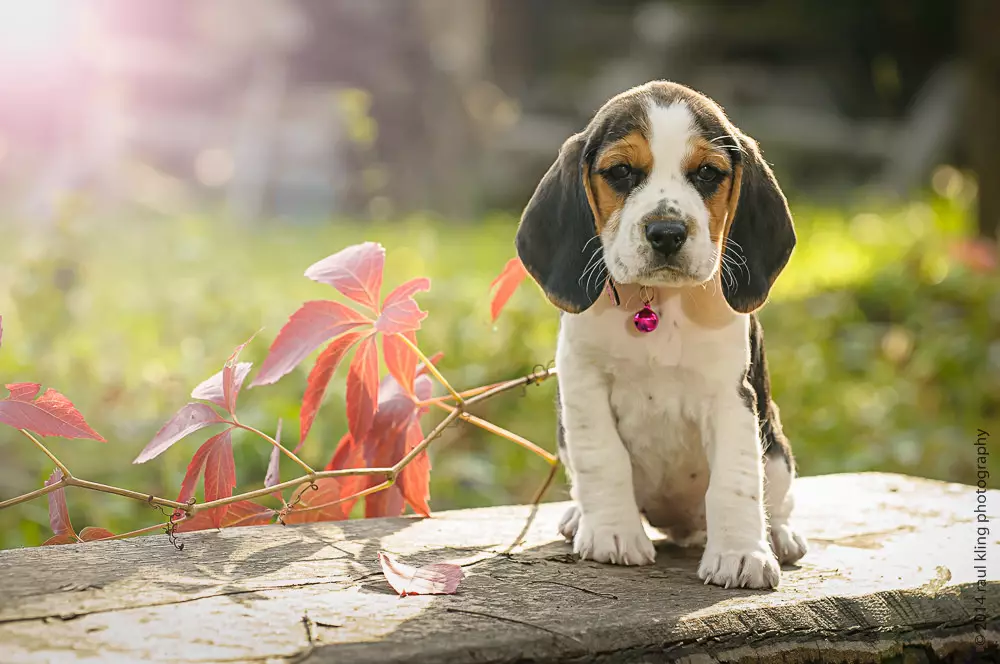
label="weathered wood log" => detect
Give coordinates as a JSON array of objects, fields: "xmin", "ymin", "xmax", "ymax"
[{"xmin": 0, "ymin": 473, "xmax": 997, "ymax": 663}]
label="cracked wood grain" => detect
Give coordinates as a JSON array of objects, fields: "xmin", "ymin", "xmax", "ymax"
[{"xmin": 0, "ymin": 473, "xmax": 998, "ymax": 663}]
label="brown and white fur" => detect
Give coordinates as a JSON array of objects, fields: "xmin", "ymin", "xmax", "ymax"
[{"xmin": 515, "ymin": 81, "xmax": 807, "ymax": 589}]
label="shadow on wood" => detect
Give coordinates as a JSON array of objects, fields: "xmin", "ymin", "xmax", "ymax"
[{"xmin": 0, "ymin": 473, "xmax": 997, "ymax": 663}]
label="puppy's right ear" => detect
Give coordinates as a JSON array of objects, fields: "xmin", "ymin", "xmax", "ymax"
[{"xmin": 515, "ymin": 132, "xmax": 603, "ymax": 313}]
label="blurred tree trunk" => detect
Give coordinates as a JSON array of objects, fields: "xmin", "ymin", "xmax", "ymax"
[{"xmin": 963, "ymin": 0, "xmax": 1000, "ymax": 241}]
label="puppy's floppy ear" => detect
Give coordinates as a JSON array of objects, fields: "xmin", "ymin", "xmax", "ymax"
[
  {"xmin": 722, "ymin": 131, "xmax": 796, "ymax": 314},
  {"xmin": 515, "ymin": 132, "xmax": 603, "ymax": 313}
]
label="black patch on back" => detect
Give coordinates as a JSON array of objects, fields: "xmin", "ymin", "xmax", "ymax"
[{"xmin": 743, "ymin": 314, "xmax": 793, "ymax": 472}]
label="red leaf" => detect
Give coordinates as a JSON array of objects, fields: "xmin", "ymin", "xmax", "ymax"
[
  {"xmin": 5, "ymin": 383, "xmax": 39, "ymax": 401},
  {"xmin": 175, "ymin": 501, "xmax": 274, "ymax": 533},
  {"xmin": 377, "ymin": 552, "xmax": 463, "ymax": 596},
  {"xmin": 489, "ymin": 257, "xmax": 529, "ymax": 322},
  {"xmin": 46, "ymin": 469, "xmax": 73, "ymax": 537},
  {"xmin": 133, "ymin": 403, "xmax": 226, "ymax": 464},
  {"xmin": 265, "ymin": 420, "xmax": 283, "ymax": 496},
  {"xmin": 203, "ymin": 429, "xmax": 236, "ymax": 527},
  {"xmin": 283, "ymin": 434, "xmax": 367, "ymax": 523},
  {"xmin": 79, "ymin": 527, "xmax": 115, "ymax": 542},
  {"xmin": 252, "ymin": 301, "xmax": 372, "ymax": 387},
  {"xmin": 397, "ymin": 419, "xmax": 431, "ymax": 517},
  {"xmin": 304, "ymin": 243, "xmax": 386, "ymax": 312},
  {"xmin": 43, "ymin": 534, "xmax": 78, "ymax": 546},
  {"xmin": 176, "ymin": 436, "xmax": 215, "ymax": 505},
  {"xmin": 0, "ymin": 385, "xmax": 106, "ymax": 441},
  {"xmin": 361, "ymin": 373, "xmax": 433, "ymax": 518},
  {"xmin": 346, "ymin": 334, "xmax": 379, "ymax": 443},
  {"xmin": 170, "ymin": 427, "xmax": 234, "ymax": 524},
  {"xmin": 375, "ymin": 278, "xmax": 430, "ymax": 334},
  {"xmin": 382, "ymin": 331, "xmax": 418, "ymax": 397},
  {"xmin": 299, "ymin": 330, "xmax": 366, "ymax": 445},
  {"xmin": 383, "ymin": 277, "xmax": 431, "ymax": 308}
]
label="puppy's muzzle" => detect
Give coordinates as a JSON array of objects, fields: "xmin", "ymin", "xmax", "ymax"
[{"xmin": 645, "ymin": 219, "xmax": 688, "ymax": 258}]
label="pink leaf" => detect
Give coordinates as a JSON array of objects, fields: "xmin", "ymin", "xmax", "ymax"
[
  {"xmin": 252, "ymin": 301, "xmax": 372, "ymax": 387},
  {"xmin": 374, "ymin": 278, "xmax": 430, "ymax": 334},
  {"xmin": 79, "ymin": 527, "xmax": 115, "ymax": 542},
  {"xmin": 191, "ymin": 363, "xmax": 252, "ymax": 410},
  {"xmin": 133, "ymin": 403, "xmax": 226, "ymax": 464},
  {"xmin": 222, "ymin": 334, "xmax": 257, "ymax": 415},
  {"xmin": 377, "ymin": 552, "xmax": 463, "ymax": 596},
  {"xmin": 345, "ymin": 334, "xmax": 379, "ymax": 444},
  {"xmin": 304, "ymin": 243, "xmax": 386, "ymax": 312},
  {"xmin": 0, "ymin": 385, "xmax": 106, "ymax": 441},
  {"xmin": 382, "ymin": 331, "xmax": 418, "ymax": 397},
  {"xmin": 46, "ymin": 469, "xmax": 74, "ymax": 537},
  {"xmin": 42, "ymin": 534, "xmax": 78, "ymax": 546},
  {"xmin": 489, "ymin": 257, "xmax": 528, "ymax": 322},
  {"xmin": 299, "ymin": 330, "xmax": 366, "ymax": 445}
]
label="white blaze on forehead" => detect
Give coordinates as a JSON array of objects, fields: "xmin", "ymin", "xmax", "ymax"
[{"xmin": 645, "ymin": 101, "xmax": 696, "ymax": 177}]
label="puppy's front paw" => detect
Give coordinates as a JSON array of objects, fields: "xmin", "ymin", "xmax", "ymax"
[
  {"xmin": 574, "ymin": 514, "xmax": 655, "ymax": 566},
  {"xmin": 769, "ymin": 523, "xmax": 808, "ymax": 565},
  {"xmin": 698, "ymin": 541, "xmax": 780, "ymax": 589}
]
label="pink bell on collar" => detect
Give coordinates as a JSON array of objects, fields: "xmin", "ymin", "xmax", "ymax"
[{"xmin": 633, "ymin": 305, "xmax": 659, "ymax": 333}]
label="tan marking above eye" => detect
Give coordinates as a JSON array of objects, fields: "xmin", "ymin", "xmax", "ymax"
[
  {"xmin": 596, "ymin": 131, "xmax": 653, "ymax": 174},
  {"xmin": 585, "ymin": 130, "xmax": 654, "ymax": 234},
  {"xmin": 684, "ymin": 136, "xmax": 730, "ymax": 175}
]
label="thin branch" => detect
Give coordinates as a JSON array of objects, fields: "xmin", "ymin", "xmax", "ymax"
[
  {"xmin": 0, "ymin": 479, "xmax": 66, "ymax": 510},
  {"xmin": 66, "ymin": 478, "xmax": 190, "ymax": 512},
  {"xmin": 3, "ymin": 364, "xmax": 561, "ymax": 542},
  {"xmin": 235, "ymin": 423, "xmax": 315, "ymax": 474},
  {"xmin": 102, "ymin": 523, "xmax": 166, "ymax": 541},
  {"xmin": 21, "ymin": 430, "xmax": 72, "ymax": 477},
  {"xmin": 398, "ymin": 333, "xmax": 464, "ymax": 404},
  {"xmin": 278, "ymin": 480, "xmax": 393, "ymax": 517},
  {"xmin": 193, "ymin": 467, "xmax": 394, "ymax": 512},
  {"xmin": 434, "ymin": 402, "xmax": 557, "ymax": 465},
  {"xmin": 532, "ymin": 460, "xmax": 560, "ymax": 505}
]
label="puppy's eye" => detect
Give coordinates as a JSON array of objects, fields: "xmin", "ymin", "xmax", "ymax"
[
  {"xmin": 607, "ymin": 164, "xmax": 632, "ymax": 181},
  {"xmin": 697, "ymin": 165, "xmax": 721, "ymax": 182}
]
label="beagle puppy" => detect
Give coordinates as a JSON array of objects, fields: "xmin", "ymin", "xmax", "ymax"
[{"xmin": 515, "ymin": 81, "xmax": 807, "ymax": 589}]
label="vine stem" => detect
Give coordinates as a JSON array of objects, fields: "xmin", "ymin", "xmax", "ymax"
[
  {"xmin": 22, "ymin": 430, "xmax": 71, "ymax": 477},
  {"xmin": 397, "ymin": 333, "xmax": 464, "ymax": 404},
  {"xmin": 234, "ymin": 423, "xmax": 314, "ymax": 474},
  {"xmin": 2, "ymin": 364, "xmax": 560, "ymax": 539},
  {"xmin": 433, "ymin": 402, "xmax": 557, "ymax": 465}
]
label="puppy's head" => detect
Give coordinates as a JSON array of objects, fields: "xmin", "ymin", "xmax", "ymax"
[{"xmin": 515, "ymin": 81, "xmax": 795, "ymax": 314}]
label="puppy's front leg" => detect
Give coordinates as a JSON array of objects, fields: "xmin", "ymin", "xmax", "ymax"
[
  {"xmin": 558, "ymin": 356, "xmax": 655, "ymax": 566},
  {"xmin": 699, "ymin": 392, "xmax": 780, "ymax": 588}
]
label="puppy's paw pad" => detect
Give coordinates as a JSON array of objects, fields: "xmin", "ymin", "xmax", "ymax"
[
  {"xmin": 574, "ymin": 517, "xmax": 655, "ymax": 566},
  {"xmin": 698, "ymin": 543, "xmax": 780, "ymax": 589},
  {"xmin": 558, "ymin": 505, "xmax": 581, "ymax": 541},
  {"xmin": 770, "ymin": 523, "xmax": 808, "ymax": 565}
]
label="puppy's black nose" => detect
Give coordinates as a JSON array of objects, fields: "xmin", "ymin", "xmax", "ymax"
[{"xmin": 645, "ymin": 221, "xmax": 687, "ymax": 257}]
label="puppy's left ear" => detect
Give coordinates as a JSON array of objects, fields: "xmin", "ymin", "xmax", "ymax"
[
  {"xmin": 515, "ymin": 132, "xmax": 604, "ymax": 313},
  {"xmin": 721, "ymin": 131, "xmax": 796, "ymax": 314}
]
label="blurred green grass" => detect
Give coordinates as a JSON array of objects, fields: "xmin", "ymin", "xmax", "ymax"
[{"xmin": 1, "ymin": 194, "xmax": 997, "ymax": 549}]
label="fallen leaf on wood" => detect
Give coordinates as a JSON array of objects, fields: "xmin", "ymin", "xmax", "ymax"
[{"xmin": 377, "ymin": 551, "xmax": 463, "ymax": 596}]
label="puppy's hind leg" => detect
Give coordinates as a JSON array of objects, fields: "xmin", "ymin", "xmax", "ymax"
[{"xmin": 764, "ymin": 452, "xmax": 808, "ymax": 565}]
